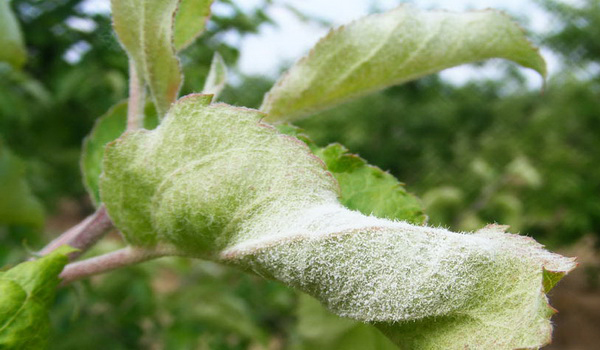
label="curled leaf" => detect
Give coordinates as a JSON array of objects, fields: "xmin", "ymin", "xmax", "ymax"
[
  {"xmin": 261, "ymin": 6, "xmax": 547, "ymax": 122},
  {"xmin": 101, "ymin": 97, "xmax": 574, "ymax": 349}
]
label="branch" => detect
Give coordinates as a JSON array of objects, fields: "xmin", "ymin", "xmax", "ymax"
[
  {"xmin": 59, "ymin": 246, "xmax": 171, "ymax": 285},
  {"xmin": 126, "ymin": 59, "xmax": 145, "ymax": 130},
  {"xmin": 38, "ymin": 205, "xmax": 113, "ymax": 260}
]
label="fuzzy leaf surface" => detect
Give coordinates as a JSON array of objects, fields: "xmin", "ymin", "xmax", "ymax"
[
  {"xmin": 261, "ymin": 6, "xmax": 546, "ymax": 122},
  {"xmin": 174, "ymin": 0, "xmax": 213, "ymax": 51},
  {"xmin": 81, "ymin": 101, "xmax": 158, "ymax": 205},
  {"xmin": 202, "ymin": 52, "xmax": 227, "ymax": 99},
  {"xmin": 0, "ymin": 141, "xmax": 44, "ymax": 227},
  {"xmin": 101, "ymin": 97, "xmax": 574, "ymax": 349},
  {"xmin": 0, "ymin": 0, "xmax": 27, "ymax": 69},
  {"xmin": 111, "ymin": 0, "xmax": 181, "ymax": 117},
  {"xmin": 0, "ymin": 246, "xmax": 75, "ymax": 349}
]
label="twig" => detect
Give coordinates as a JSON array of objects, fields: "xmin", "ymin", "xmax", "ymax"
[
  {"xmin": 126, "ymin": 59, "xmax": 145, "ymax": 130},
  {"xmin": 38, "ymin": 205, "xmax": 113, "ymax": 260},
  {"xmin": 59, "ymin": 246, "xmax": 171, "ymax": 285}
]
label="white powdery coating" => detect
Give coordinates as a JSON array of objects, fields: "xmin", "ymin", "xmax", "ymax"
[
  {"xmin": 101, "ymin": 96, "xmax": 576, "ymax": 348},
  {"xmin": 223, "ymin": 204, "xmax": 575, "ymax": 323}
]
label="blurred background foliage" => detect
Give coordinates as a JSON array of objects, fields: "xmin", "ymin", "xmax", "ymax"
[{"xmin": 0, "ymin": 0, "xmax": 599, "ymax": 348}]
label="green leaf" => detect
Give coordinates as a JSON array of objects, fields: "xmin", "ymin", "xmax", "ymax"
[
  {"xmin": 81, "ymin": 101, "xmax": 159, "ymax": 205},
  {"xmin": 111, "ymin": 0, "xmax": 182, "ymax": 117},
  {"xmin": 296, "ymin": 293, "xmax": 397, "ymax": 350},
  {"xmin": 277, "ymin": 125, "xmax": 426, "ymax": 224},
  {"xmin": 174, "ymin": 0, "xmax": 213, "ymax": 51},
  {"xmin": 0, "ymin": 140, "xmax": 44, "ymax": 227},
  {"xmin": 0, "ymin": 246, "xmax": 75, "ymax": 349},
  {"xmin": 100, "ymin": 96, "xmax": 575, "ymax": 349},
  {"xmin": 202, "ymin": 52, "xmax": 227, "ymax": 100},
  {"xmin": 261, "ymin": 6, "xmax": 546, "ymax": 122},
  {"xmin": 0, "ymin": 0, "xmax": 27, "ymax": 69}
]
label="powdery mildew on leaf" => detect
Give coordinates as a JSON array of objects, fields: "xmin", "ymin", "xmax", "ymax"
[
  {"xmin": 261, "ymin": 5, "xmax": 547, "ymax": 122},
  {"xmin": 101, "ymin": 96, "xmax": 575, "ymax": 349}
]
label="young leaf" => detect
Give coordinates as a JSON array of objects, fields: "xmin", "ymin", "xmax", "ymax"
[
  {"xmin": 261, "ymin": 6, "xmax": 547, "ymax": 122},
  {"xmin": 81, "ymin": 101, "xmax": 159, "ymax": 205},
  {"xmin": 0, "ymin": 0, "xmax": 27, "ymax": 69},
  {"xmin": 0, "ymin": 140, "xmax": 44, "ymax": 227},
  {"xmin": 0, "ymin": 246, "xmax": 75, "ymax": 349},
  {"xmin": 100, "ymin": 97, "xmax": 575, "ymax": 349},
  {"xmin": 174, "ymin": 0, "xmax": 213, "ymax": 51},
  {"xmin": 277, "ymin": 125, "xmax": 426, "ymax": 224},
  {"xmin": 202, "ymin": 52, "xmax": 227, "ymax": 99},
  {"xmin": 111, "ymin": 0, "xmax": 182, "ymax": 117}
]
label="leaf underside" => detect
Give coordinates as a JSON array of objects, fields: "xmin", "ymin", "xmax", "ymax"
[
  {"xmin": 101, "ymin": 96, "xmax": 575, "ymax": 349},
  {"xmin": 261, "ymin": 5, "xmax": 547, "ymax": 122}
]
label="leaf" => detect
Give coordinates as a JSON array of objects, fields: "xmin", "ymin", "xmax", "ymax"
[
  {"xmin": 174, "ymin": 0, "xmax": 213, "ymax": 51},
  {"xmin": 0, "ymin": 140, "xmax": 44, "ymax": 227},
  {"xmin": 100, "ymin": 96, "xmax": 575, "ymax": 349},
  {"xmin": 0, "ymin": 246, "xmax": 76, "ymax": 349},
  {"xmin": 261, "ymin": 6, "xmax": 546, "ymax": 122},
  {"xmin": 277, "ymin": 125, "xmax": 426, "ymax": 224},
  {"xmin": 296, "ymin": 293, "xmax": 397, "ymax": 350},
  {"xmin": 202, "ymin": 52, "xmax": 227, "ymax": 100},
  {"xmin": 0, "ymin": 0, "xmax": 27, "ymax": 69},
  {"xmin": 81, "ymin": 101, "xmax": 159, "ymax": 205},
  {"xmin": 111, "ymin": 0, "xmax": 182, "ymax": 117}
]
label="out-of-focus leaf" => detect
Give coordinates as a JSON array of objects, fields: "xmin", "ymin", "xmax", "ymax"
[
  {"xmin": 261, "ymin": 6, "xmax": 546, "ymax": 122},
  {"xmin": 174, "ymin": 0, "xmax": 213, "ymax": 51},
  {"xmin": 202, "ymin": 52, "xmax": 227, "ymax": 99},
  {"xmin": 111, "ymin": 0, "xmax": 182, "ymax": 117},
  {"xmin": 0, "ymin": 0, "xmax": 26, "ymax": 69},
  {"xmin": 0, "ymin": 141, "xmax": 44, "ymax": 227},
  {"xmin": 100, "ymin": 96, "xmax": 575, "ymax": 349},
  {"xmin": 295, "ymin": 293, "xmax": 397, "ymax": 350},
  {"xmin": 81, "ymin": 101, "xmax": 159, "ymax": 205},
  {"xmin": 0, "ymin": 246, "xmax": 75, "ymax": 349}
]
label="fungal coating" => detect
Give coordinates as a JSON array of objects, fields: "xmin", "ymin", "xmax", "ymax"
[{"xmin": 101, "ymin": 95, "xmax": 575, "ymax": 349}]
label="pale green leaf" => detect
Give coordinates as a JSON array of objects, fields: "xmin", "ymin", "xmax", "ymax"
[
  {"xmin": 0, "ymin": 140, "xmax": 44, "ymax": 227},
  {"xmin": 174, "ymin": 0, "xmax": 213, "ymax": 51},
  {"xmin": 202, "ymin": 52, "xmax": 227, "ymax": 99},
  {"xmin": 100, "ymin": 97, "xmax": 575, "ymax": 349},
  {"xmin": 0, "ymin": 0, "xmax": 27, "ymax": 69},
  {"xmin": 0, "ymin": 246, "xmax": 76, "ymax": 349},
  {"xmin": 261, "ymin": 6, "xmax": 546, "ymax": 122},
  {"xmin": 111, "ymin": 0, "xmax": 182, "ymax": 117},
  {"xmin": 81, "ymin": 101, "xmax": 159, "ymax": 205}
]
